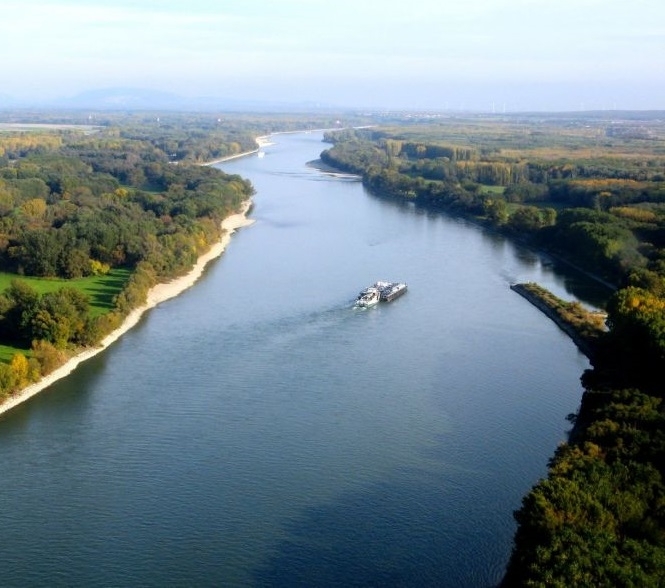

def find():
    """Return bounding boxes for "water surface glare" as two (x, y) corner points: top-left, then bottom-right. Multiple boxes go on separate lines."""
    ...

(0, 132), (604, 587)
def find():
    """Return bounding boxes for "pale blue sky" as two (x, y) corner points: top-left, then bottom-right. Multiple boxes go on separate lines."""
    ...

(3, 0), (664, 110)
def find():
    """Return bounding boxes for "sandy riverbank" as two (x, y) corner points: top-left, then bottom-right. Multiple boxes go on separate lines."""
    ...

(0, 202), (254, 417)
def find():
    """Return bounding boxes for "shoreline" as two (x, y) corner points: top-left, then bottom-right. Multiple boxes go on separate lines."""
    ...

(0, 201), (254, 417)
(510, 282), (603, 361)
(203, 135), (273, 166)
(306, 158), (362, 179)
(0, 127), (343, 416)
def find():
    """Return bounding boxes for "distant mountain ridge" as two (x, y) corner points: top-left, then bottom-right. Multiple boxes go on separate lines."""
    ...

(0, 88), (335, 112)
(57, 88), (186, 110)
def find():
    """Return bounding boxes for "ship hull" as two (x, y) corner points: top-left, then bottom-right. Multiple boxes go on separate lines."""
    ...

(381, 285), (407, 302)
(354, 281), (407, 306)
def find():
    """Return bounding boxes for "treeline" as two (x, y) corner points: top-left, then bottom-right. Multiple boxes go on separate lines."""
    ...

(0, 117), (256, 400)
(323, 127), (665, 186)
(323, 117), (665, 585)
(115, 119), (256, 164)
(502, 387), (665, 586)
(321, 127), (665, 284)
(0, 130), (253, 279)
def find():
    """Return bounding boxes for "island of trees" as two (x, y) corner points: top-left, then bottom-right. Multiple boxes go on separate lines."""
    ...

(319, 112), (665, 586)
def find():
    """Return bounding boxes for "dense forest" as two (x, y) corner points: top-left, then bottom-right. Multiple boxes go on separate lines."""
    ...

(0, 111), (364, 399)
(320, 113), (665, 586)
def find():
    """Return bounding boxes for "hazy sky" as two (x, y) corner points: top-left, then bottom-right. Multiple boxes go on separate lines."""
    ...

(4, 0), (664, 111)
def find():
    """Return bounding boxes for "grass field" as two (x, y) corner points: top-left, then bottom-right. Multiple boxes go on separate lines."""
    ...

(0, 343), (28, 362)
(0, 268), (132, 364)
(0, 268), (131, 318)
(479, 185), (506, 195)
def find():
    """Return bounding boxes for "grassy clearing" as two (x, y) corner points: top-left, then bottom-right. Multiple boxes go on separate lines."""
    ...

(0, 268), (131, 317)
(0, 343), (29, 362)
(479, 184), (506, 195)
(0, 268), (132, 364)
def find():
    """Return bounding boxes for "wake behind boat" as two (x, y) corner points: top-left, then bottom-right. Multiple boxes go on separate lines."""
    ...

(354, 281), (407, 307)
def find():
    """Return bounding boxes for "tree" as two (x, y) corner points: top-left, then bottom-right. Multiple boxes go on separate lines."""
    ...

(484, 198), (509, 224)
(0, 279), (40, 343)
(508, 206), (545, 233)
(20, 197), (47, 220)
(30, 340), (66, 375)
(32, 288), (90, 347)
(0, 352), (32, 395)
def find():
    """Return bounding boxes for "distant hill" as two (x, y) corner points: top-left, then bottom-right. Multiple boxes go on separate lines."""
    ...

(54, 88), (187, 110)
(0, 88), (337, 112)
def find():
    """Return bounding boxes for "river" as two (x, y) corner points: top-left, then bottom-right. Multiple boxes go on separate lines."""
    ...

(0, 131), (607, 587)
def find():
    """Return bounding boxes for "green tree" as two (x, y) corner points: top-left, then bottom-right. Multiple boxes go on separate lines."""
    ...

(508, 206), (545, 233)
(484, 197), (509, 224)
(0, 279), (40, 343)
(32, 288), (90, 347)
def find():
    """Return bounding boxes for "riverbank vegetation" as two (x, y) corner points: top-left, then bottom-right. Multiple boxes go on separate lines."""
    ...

(510, 282), (606, 359)
(0, 113), (263, 399)
(0, 109), (370, 402)
(321, 112), (665, 585)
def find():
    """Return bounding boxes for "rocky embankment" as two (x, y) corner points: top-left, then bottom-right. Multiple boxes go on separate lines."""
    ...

(510, 282), (606, 361)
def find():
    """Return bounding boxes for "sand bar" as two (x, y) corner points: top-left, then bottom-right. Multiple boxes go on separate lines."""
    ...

(0, 201), (254, 417)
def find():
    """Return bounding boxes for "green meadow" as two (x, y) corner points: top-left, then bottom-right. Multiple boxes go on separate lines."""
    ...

(0, 268), (131, 317)
(0, 268), (131, 362)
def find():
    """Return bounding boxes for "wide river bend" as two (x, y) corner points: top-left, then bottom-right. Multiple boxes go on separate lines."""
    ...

(0, 132), (607, 587)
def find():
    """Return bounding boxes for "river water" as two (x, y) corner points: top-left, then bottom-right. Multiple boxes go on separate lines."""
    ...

(0, 132), (606, 587)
